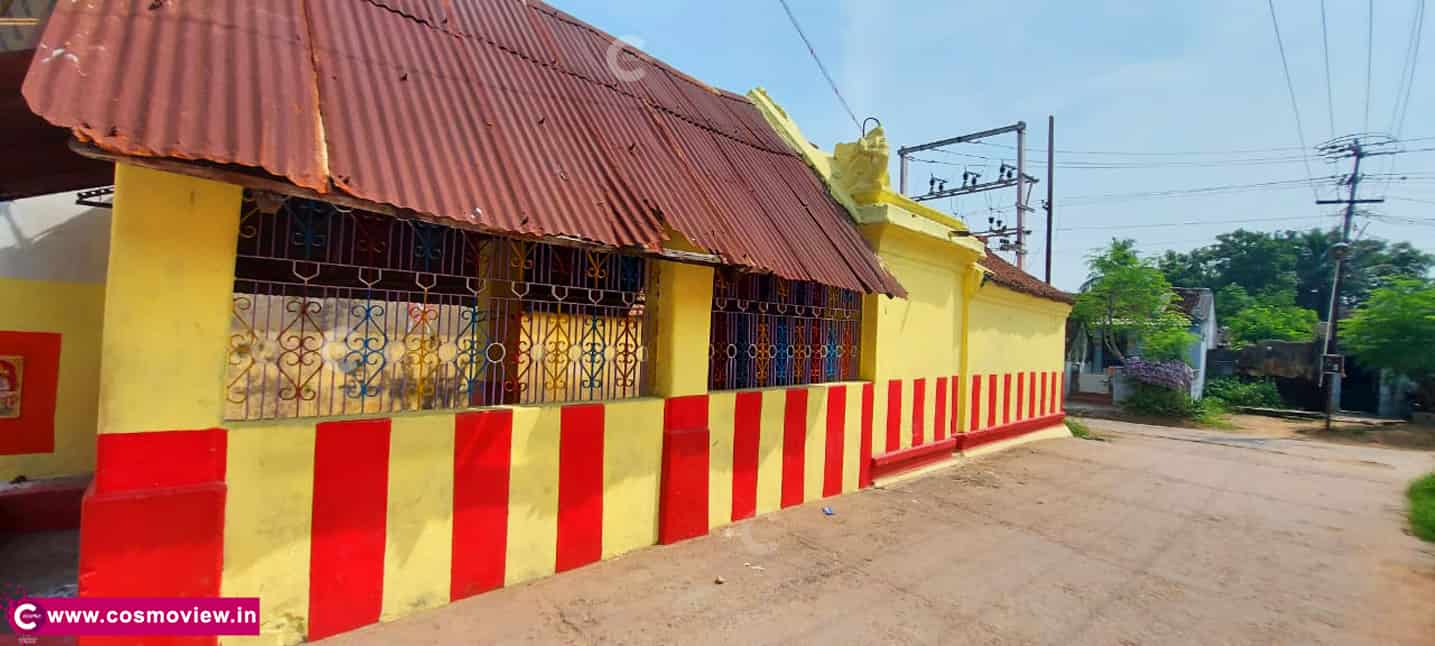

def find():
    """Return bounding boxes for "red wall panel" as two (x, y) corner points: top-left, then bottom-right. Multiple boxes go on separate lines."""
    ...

(451, 410), (512, 601)
(556, 404), (604, 572)
(308, 418), (390, 641)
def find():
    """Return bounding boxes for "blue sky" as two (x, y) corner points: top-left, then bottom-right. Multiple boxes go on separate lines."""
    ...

(551, 0), (1434, 292)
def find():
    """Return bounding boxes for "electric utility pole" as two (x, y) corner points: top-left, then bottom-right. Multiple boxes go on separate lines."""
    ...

(1044, 115), (1054, 284)
(1314, 136), (1392, 429)
(898, 122), (1034, 265)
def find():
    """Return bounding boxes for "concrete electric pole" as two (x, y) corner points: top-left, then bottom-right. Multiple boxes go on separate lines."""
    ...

(1313, 136), (1392, 429)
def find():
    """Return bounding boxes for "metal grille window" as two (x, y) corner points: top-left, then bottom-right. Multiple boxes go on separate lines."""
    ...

(225, 191), (652, 421)
(708, 271), (862, 390)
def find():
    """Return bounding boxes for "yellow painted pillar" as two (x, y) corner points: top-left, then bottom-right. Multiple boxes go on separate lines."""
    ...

(99, 164), (242, 435)
(649, 259), (713, 397)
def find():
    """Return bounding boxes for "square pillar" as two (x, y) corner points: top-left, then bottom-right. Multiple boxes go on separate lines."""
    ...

(99, 164), (242, 436)
(82, 164), (241, 635)
(649, 259), (713, 398)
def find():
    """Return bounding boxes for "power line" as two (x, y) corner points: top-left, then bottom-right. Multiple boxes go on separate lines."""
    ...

(966, 141), (1309, 156)
(1389, 0), (1426, 137)
(1266, 0), (1322, 201)
(919, 152), (1316, 169)
(1056, 214), (1339, 232)
(1365, 0), (1375, 132)
(776, 0), (859, 129)
(1321, 0), (1336, 137)
(962, 135), (1435, 158)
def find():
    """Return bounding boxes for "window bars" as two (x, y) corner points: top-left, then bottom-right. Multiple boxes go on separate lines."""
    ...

(225, 191), (653, 421)
(708, 271), (862, 390)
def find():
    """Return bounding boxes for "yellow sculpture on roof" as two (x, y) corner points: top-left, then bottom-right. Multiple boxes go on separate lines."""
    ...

(746, 87), (973, 236)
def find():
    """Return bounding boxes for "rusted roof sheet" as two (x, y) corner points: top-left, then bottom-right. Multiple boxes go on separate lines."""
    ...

(21, 0), (902, 295)
(980, 252), (1074, 305)
(22, 0), (327, 192)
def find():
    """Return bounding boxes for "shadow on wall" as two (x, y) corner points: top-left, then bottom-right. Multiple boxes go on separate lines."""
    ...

(0, 198), (111, 284)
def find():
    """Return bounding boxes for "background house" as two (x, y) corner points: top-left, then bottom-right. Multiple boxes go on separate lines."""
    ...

(1065, 286), (1217, 402)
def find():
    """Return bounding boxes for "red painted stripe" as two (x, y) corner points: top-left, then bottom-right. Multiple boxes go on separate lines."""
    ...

(309, 418), (390, 641)
(949, 375), (960, 438)
(94, 428), (226, 495)
(885, 379), (902, 452)
(911, 378), (926, 447)
(781, 388), (807, 508)
(1041, 372), (1049, 417)
(1002, 374), (1012, 425)
(986, 374), (998, 428)
(660, 395), (710, 544)
(451, 410), (512, 601)
(556, 404), (604, 573)
(970, 375), (982, 431)
(934, 377), (948, 442)
(822, 385), (846, 497)
(1028, 371), (1038, 419)
(730, 391), (762, 521)
(858, 383), (874, 488)
(1056, 367), (1067, 413)
(1016, 372), (1025, 421)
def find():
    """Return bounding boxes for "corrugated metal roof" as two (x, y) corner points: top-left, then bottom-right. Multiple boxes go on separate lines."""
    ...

(21, 0), (902, 295)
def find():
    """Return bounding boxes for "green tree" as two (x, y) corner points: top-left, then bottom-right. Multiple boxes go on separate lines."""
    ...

(1159, 228), (1433, 320)
(1225, 290), (1319, 346)
(1073, 239), (1194, 364)
(1344, 278), (1435, 387)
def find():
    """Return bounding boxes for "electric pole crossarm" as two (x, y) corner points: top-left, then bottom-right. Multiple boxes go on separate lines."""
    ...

(912, 177), (1024, 202)
(1315, 199), (1384, 204)
(896, 122), (1025, 156)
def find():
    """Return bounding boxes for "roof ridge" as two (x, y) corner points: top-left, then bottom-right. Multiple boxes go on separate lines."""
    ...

(362, 0), (799, 158)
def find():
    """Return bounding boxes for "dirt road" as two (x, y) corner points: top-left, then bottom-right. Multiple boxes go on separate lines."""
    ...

(329, 419), (1435, 645)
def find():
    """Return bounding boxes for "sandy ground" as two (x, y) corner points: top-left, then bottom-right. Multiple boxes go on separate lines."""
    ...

(327, 419), (1435, 646)
(1223, 413), (1435, 450)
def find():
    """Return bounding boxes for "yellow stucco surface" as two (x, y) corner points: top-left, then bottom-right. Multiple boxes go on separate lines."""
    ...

(706, 391), (737, 530)
(220, 423), (315, 646)
(967, 284), (1070, 374)
(841, 383), (863, 493)
(801, 385), (826, 502)
(651, 259), (714, 398)
(382, 414), (455, 621)
(601, 398), (663, 559)
(963, 284), (1071, 431)
(0, 277), (104, 480)
(755, 388), (785, 515)
(504, 404), (562, 586)
(100, 164), (241, 435)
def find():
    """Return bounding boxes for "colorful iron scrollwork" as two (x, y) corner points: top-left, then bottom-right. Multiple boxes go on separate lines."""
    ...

(225, 191), (652, 421)
(707, 271), (861, 391)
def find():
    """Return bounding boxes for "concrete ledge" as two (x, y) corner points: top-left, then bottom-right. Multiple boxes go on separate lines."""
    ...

(870, 437), (958, 481)
(0, 474), (91, 532)
(956, 413), (1067, 454)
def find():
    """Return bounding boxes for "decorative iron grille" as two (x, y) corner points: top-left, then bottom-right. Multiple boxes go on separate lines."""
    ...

(708, 271), (862, 390)
(225, 191), (653, 421)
